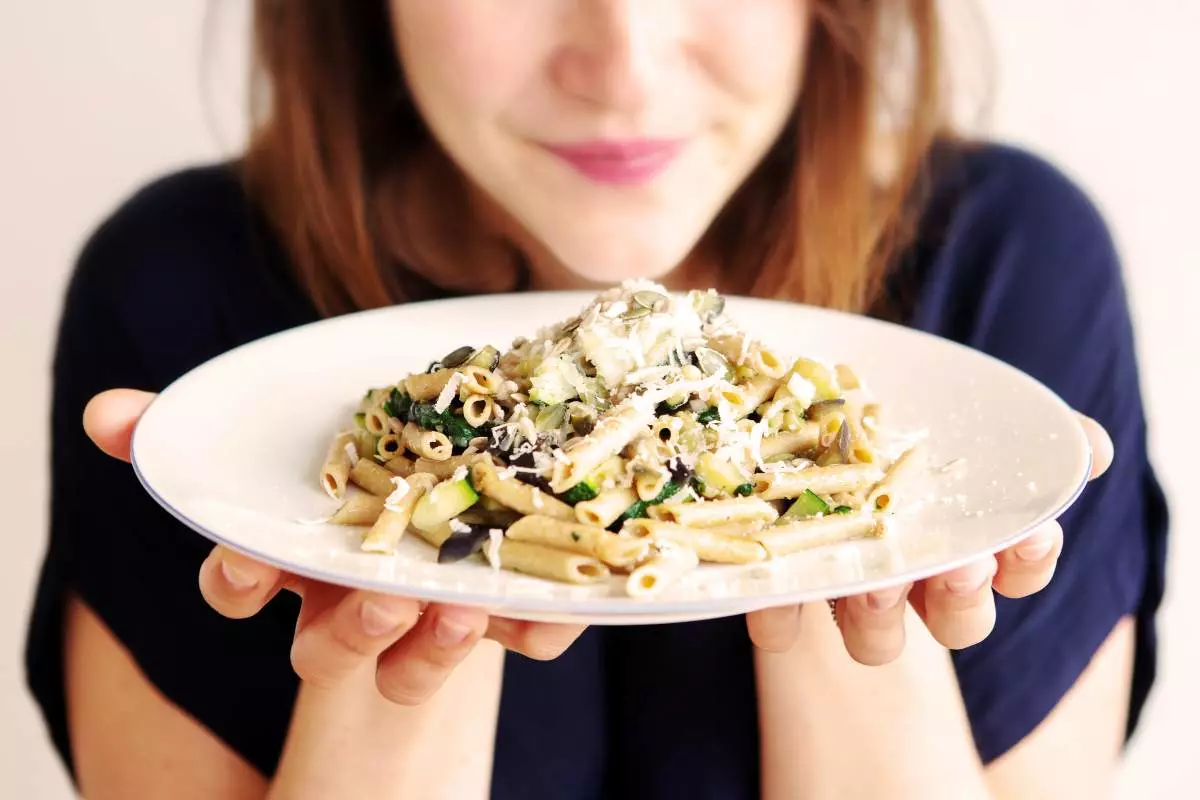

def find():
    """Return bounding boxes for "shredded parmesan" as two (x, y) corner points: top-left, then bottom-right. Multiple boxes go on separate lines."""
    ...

(449, 518), (472, 534)
(383, 476), (410, 510)
(531, 487), (544, 508)
(484, 529), (504, 570)
(344, 441), (360, 467)
(434, 372), (464, 413)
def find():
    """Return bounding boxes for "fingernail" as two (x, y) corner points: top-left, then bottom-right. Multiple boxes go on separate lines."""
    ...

(220, 559), (259, 591)
(946, 565), (994, 596)
(360, 600), (405, 637)
(1015, 538), (1053, 561)
(866, 587), (905, 611)
(435, 617), (472, 647)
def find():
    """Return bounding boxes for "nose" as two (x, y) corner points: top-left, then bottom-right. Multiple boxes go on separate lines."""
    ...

(551, 0), (673, 113)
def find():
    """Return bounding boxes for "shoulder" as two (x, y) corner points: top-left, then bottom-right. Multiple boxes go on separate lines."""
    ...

(60, 164), (314, 387)
(900, 142), (1133, 391)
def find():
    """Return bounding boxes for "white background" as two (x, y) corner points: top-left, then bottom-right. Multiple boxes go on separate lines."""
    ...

(1, 2), (1195, 797)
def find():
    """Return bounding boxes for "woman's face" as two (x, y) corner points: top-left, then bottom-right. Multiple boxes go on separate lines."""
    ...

(390, 1), (808, 284)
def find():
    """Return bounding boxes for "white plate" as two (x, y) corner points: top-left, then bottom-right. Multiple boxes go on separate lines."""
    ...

(131, 293), (1090, 625)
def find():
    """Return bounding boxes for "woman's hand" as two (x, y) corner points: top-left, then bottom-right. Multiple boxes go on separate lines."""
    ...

(83, 389), (586, 705)
(746, 413), (1115, 664)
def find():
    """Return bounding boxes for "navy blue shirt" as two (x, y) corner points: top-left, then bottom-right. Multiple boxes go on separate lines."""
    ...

(25, 142), (1168, 797)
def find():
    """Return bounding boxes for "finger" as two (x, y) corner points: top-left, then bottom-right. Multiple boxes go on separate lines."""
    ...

(82, 389), (157, 462)
(836, 584), (910, 666)
(485, 618), (587, 660)
(290, 587), (421, 690)
(993, 520), (1064, 599)
(918, 556), (998, 650)
(375, 604), (489, 705)
(198, 546), (287, 619)
(1078, 413), (1114, 479)
(745, 604), (802, 653)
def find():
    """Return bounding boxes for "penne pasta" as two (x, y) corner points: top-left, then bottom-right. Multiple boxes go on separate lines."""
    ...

(633, 467), (669, 502)
(461, 393), (494, 427)
(404, 369), (457, 401)
(622, 518), (767, 564)
(361, 473), (436, 554)
(383, 453), (415, 477)
(376, 433), (404, 461)
(349, 458), (398, 497)
(551, 400), (648, 492)
(471, 459), (574, 521)
(413, 453), (487, 480)
(759, 425), (821, 459)
(505, 515), (649, 568)
(753, 463), (884, 500)
(626, 544), (700, 598)
(459, 365), (503, 396)
(496, 539), (610, 584)
(747, 345), (788, 379)
(402, 422), (453, 461)
(867, 440), (929, 512)
(755, 514), (881, 558)
(330, 493), (385, 526)
(363, 405), (392, 436)
(575, 488), (639, 528)
(320, 432), (356, 499)
(648, 496), (779, 527)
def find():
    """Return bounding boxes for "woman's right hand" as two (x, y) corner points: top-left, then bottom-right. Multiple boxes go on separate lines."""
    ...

(83, 388), (586, 705)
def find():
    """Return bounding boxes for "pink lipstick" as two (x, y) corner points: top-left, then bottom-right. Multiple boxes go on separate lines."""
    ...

(540, 139), (684, 186)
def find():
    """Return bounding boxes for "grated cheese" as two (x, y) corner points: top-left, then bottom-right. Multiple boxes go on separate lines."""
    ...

(344, 441), (360, 467)
(484, 529), (504, 570)
(434, 372), (464, 413)
(383, 476), (410, 510)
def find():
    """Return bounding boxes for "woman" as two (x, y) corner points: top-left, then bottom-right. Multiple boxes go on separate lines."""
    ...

(26, 2), (1167, 798)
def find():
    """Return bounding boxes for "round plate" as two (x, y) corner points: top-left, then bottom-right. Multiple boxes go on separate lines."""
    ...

(131, 293), (1090, 625)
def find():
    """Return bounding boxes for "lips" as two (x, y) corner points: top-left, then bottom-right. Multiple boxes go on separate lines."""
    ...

(540, 139), (684, 186)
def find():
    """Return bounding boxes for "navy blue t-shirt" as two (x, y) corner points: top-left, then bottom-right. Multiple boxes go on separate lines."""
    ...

(25, 142), (1168, 798)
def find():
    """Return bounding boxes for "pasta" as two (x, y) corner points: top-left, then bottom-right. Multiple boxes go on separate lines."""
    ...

(315, 280), (927, 596)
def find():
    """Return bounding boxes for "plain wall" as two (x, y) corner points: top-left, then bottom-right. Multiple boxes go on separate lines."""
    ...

(1, 2), (1195, 797)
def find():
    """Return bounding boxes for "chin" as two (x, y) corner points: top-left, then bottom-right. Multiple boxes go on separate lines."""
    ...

(545, 234), (696, 286)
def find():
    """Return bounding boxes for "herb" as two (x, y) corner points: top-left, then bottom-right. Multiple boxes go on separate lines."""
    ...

(559, 481), (599, 505)
(407, 401), (489, 449)
(570, 531), (582, 542)
(696, 407), (721, 425)
(608, 481), (683, 531)
(691, 474), (708, 496)
(383, 388), (412, 420)
(733, 482), (754, 497)
(832, 505), (853, 515)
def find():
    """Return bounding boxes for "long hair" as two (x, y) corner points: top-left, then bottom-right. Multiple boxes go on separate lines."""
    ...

(243, 1), (947, 317)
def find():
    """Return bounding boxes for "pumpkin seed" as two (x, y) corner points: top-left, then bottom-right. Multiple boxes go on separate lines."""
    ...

(694, 347), (730, 377)
(440, 345), (475, 369)
(622, 305), (652, 321)
(695, 291), (726, 321)
(633, 290), (668, 311)
(562, 317), (581, 334)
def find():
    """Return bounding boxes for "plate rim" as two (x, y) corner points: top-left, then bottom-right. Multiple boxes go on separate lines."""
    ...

(129, 292), (1093, 621)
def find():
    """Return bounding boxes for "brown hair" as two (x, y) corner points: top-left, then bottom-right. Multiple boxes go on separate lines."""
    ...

(244, 1), (948, 318)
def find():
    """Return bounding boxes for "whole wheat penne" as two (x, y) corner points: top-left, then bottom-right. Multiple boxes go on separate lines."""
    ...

(361, 473), (436, 554)
(461, 394), (494, 427)
(506, 515), (649, 568)
(747, 345), (788, 379)
(376, 433), (404, 461)
(403, 422), (453, 461)
(320, 432), (357, 499)
(363, 405), (391, 436)
(384, 454), (415, 476)
(496, 539), (610, 584)
(755, 514), (880, 558)
(350, 458), (398, 497)
(648, 497), (778, 527)
(575, 488), (639, 528)
(459, 366), (503, 396)
(330, 493), (385, 526)
(622, 519), (767, 564)
(867, 440), (929, 512)
(551, 400), (648, 492)
(753, 463), (884, 500)
(626, 544), (700, 598)
(414, 454), (487, 480)
(404, 369), (457, 401)
(759, 425), (821, 458)
(471, 459), (574, 521)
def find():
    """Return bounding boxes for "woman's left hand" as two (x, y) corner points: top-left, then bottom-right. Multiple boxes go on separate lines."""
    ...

(746, 413), (1115, 664)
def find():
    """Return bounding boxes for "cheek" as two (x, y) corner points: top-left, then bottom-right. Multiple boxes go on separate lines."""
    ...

(390, 1), (535, 120)
(695, 0), (808, 104)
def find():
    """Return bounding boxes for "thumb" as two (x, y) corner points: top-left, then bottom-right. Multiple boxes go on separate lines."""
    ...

(82, 389), (157, 463)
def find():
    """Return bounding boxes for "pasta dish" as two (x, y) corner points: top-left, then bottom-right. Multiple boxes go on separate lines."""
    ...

(317, 281), (925, 598)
